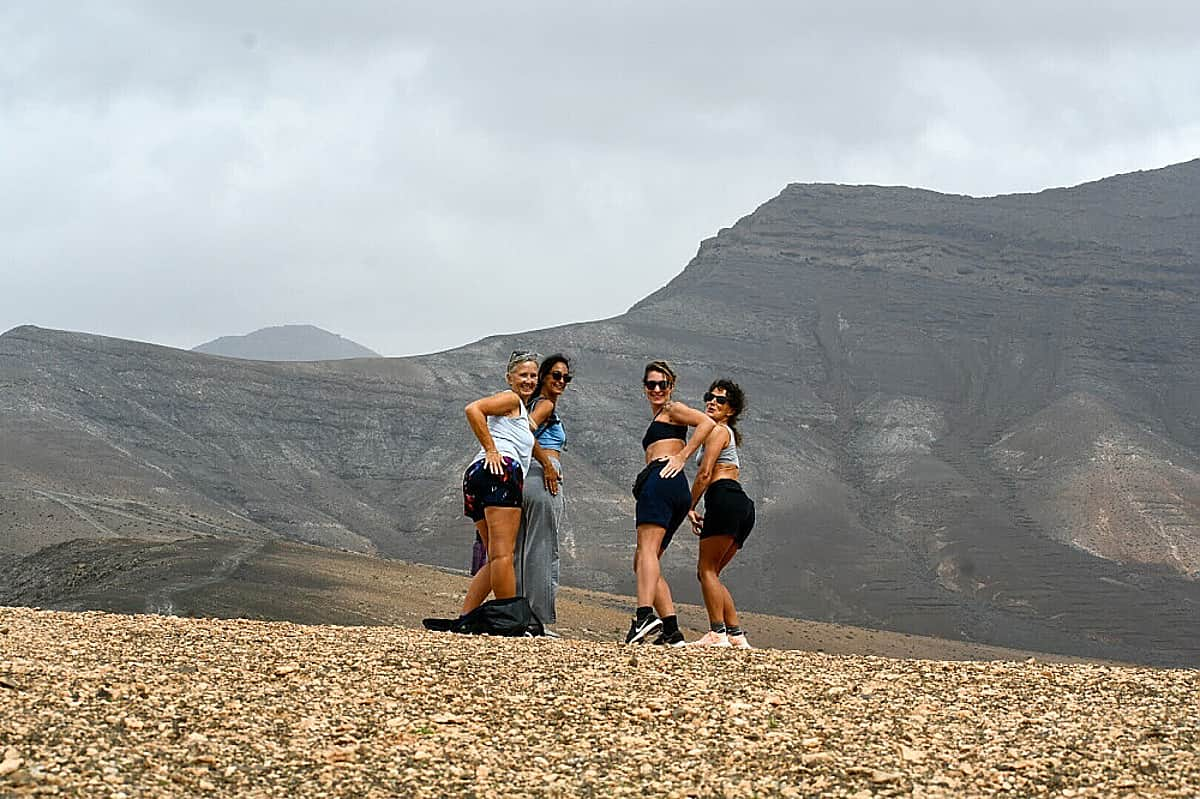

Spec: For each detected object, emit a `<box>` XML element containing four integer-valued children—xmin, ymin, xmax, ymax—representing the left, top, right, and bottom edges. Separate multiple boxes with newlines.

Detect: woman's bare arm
<box><xmin>465</xmin><ymin>390</ymin><xmax>520</xmax><ymax>474</ymax></box>
<box><xmin>658</xmin><ymin>401</ymin><xmax>716</xmax><ymax>478</ymax></box>
<box><xmin>690</xmin><ymin>424</ymin><xmax>728</xmax><ymax>509</ymax></box>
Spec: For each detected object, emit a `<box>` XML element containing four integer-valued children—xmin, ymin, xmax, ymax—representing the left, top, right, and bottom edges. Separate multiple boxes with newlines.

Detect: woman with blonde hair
<box><xmin>459</xmin><ymin>351</ymin><xmax>540</xmax><ymax>614</ymax></box>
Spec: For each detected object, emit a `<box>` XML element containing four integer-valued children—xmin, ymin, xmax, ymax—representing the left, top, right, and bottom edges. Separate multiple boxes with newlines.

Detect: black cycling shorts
<box><xmin>701</xmin><ymin>479</ymin><xmax>755</xmax><ymax>548</ymax></box>
<box><xmin>633</xmin><ymin>461</ymin><xmax>691</xmax><ymax>551</ymax></box>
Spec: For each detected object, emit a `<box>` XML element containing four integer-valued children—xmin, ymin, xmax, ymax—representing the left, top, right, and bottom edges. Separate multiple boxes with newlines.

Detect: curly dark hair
<box><xmin>707</xmin><ymin>378</ymin><xmax>746</xmax><ymax>445</ymax></box>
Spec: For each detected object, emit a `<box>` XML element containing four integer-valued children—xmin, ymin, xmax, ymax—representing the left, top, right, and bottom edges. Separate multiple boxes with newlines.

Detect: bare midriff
<box><xmin>709</xmin><ymin>464</ymin><xmax>740</xmax><ymax>484</ymax></box>
<box><xmin>645</xmin><ymin>439</ymin><xmax>684</xmax><ymax>464</ymax></box>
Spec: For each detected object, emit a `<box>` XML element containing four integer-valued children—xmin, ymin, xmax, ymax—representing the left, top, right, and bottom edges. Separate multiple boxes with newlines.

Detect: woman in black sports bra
<box><xmin>624</xmin><ymin>360</ymin><xmax>715</xmax><ymax>645</ymax></box>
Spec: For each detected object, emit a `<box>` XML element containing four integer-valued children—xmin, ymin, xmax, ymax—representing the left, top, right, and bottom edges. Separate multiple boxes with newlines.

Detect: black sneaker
<box><xmin>652</xmin><ymin>629</ymin><xmax>686</xmax><ymax>647</ymax></box>
<box><xmin>624</xmin><ymin>614</ymin><xmax>662</xmax><ymax>644</ymax></box>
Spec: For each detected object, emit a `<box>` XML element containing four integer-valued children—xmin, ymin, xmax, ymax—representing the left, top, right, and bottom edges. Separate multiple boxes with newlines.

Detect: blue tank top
<box><xmin>530</xmin><ymin>397</ymin><xmax>566</xmax><ymax>450</ymax></box>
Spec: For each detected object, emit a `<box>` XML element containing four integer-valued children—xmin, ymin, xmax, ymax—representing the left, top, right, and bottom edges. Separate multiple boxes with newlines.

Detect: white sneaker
<box><xmin>689</xmin><ymin>630</ymin><xmax>731</xmax><ymax>647</ymax></box>
<box><xmin>728</xmin><ymin>633</ymin><xmax>752</xmax><ymax>650</ymax></box>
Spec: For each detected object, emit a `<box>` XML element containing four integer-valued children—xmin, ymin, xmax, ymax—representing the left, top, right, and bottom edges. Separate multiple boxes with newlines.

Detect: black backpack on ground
<box><xmin>422</xmin><ymin>596</ymin><xmax>545</xmax><ymax>637</ymax></box>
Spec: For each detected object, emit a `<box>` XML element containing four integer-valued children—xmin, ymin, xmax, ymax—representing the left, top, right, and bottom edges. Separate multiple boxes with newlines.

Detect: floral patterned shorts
<box><xmin>462</xmin><ymin>456</ymin><xmax>524</xmax><ymax>522</ymax></box>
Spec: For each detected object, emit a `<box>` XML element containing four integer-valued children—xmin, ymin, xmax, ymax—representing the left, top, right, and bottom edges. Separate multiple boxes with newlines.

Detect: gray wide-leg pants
<box><xmin>515</xmin><ymin>458</ymin><xmax>564</xmax><ymax>625</ymax></box>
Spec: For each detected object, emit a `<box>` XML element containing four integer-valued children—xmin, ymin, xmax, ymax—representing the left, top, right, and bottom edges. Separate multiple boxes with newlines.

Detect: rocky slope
<box><xmin>0</xmin><ymin>537</ymin><xmax>1069</xmax><ymax>662</ymax></box>
<box><xmin>2</xmin><ymin>160</ymin><xmax>1199</xmax><ymax>665</ymax></box>
<box><xmin>1</xmin><ymin>607</ymin><xmax>1197</xmax><ymax>798</ymax></box>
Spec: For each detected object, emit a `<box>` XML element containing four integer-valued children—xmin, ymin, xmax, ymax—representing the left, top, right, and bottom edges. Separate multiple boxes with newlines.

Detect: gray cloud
<box><xmin>2</xmin><ymin>1</ymin><xmax>1198</xmax><ymax>354</ymax></box>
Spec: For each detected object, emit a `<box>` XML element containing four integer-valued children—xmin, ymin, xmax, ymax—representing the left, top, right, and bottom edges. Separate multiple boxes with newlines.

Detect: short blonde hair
<box><xmin>508</xmin><ymin>350</ymin><xmax>540</xmax><ymax>374</ymax></box>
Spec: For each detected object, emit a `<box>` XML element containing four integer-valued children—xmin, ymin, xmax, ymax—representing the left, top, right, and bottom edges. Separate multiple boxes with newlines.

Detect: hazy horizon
<box><xmin>4</xmin><ymin>2</ymin><xmax>1199</xmax><ymax>356</ymax></box>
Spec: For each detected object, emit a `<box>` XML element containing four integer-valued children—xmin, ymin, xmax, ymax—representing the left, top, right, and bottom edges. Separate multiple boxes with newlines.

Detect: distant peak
<box><xmin>193</xmin><ymin>325</ymin><xmax>380</xmax><ymax>362</ymax></box>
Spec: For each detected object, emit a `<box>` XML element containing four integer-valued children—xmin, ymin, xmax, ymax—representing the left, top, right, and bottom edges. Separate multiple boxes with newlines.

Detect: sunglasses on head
<box><xmin>549</xmin><ymin>371</ymin><xmax>572</xmax><ymax>384</ymax></box>
<box><xmin>703</xmin><ymin>392</ymin><xmax>729</xmax><ymax>405</ymax></box>
<box><xmin>644</xmin><ymin>379</ymin><xmax>671</xmax><ymax>391</ymax></box>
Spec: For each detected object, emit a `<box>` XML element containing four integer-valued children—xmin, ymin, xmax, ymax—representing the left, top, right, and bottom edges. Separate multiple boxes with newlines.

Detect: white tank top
<box><xmin>472</xmin><ymin>395</ymin><xmax>535</xmax><ymax>475</ymax></box>
<box><xmin>697</xmin><ymin>423</ymin><xmax>739</xmax><ymax>468</ymax></box>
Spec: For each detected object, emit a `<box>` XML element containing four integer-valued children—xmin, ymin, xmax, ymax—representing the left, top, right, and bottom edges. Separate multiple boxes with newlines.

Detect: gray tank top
<box><xmin>697</xmin><ymin>423</ymin><xmax>739</xmax><ymax>468</ymax></box>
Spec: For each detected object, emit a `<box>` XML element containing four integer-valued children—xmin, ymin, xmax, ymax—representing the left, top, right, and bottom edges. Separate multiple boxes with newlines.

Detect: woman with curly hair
<box><xmin>688</xmin><ymin>378</ymin><xmax>755</xmax><ymax>649</ymax></box>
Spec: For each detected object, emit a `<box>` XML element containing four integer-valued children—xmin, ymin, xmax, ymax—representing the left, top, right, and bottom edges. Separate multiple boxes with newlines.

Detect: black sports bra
<box><xmin>642</xmin><ymin>418</ymin><xmax>687</xmax><ymax>450</ymax></box>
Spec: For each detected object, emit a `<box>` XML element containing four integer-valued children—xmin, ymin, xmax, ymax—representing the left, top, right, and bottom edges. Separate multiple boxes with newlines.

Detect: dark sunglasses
<box><xmin>644</xmin><ymin>380</ymin><xmax>671</xmax><ymax>391</ymax></box>
<box><xmin>703</xmin><ymin>392</ymin><xmax>729</xmax><ymax>405</ymax></box>
<box><xmin>549</xmin><ymin>371</ymin><xmax>572</xmax><ymax>384</ymax></box>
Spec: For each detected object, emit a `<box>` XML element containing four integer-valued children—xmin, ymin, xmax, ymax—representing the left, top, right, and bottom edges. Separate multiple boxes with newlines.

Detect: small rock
<box><xmin>871</xmin><ymin>770</ymin><xmax>904</xmax><ymax>784</ymax></box>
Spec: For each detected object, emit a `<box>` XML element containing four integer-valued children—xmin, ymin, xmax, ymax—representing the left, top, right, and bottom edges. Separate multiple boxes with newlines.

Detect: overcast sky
<box><xmin>2</xmin><ymin>2</ymin><xmax>1198</xmax><ymax>356</ymax></box>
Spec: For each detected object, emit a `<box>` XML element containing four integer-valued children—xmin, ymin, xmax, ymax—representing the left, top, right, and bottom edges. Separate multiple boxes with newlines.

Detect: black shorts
<box><xmin>462</xmin><ymin>457</ymin><xmax>524</xmax><ymax>522</ymax></box>
<box><xmin>633</xmin><ymin>461</ymin><xmax>691</xmax><ymax>551</ymax></box>
<box><xmin>701</xmin><ymin>479</ymin><xmax>755</xmax><ymax>548</ymax></box>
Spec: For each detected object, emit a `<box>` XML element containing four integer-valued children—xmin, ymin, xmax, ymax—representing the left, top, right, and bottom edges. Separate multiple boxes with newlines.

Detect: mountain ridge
<box><xmin>3</xmin><ymin>159</ymin><xmax>1199</xmax><ymax>665</ymax></box>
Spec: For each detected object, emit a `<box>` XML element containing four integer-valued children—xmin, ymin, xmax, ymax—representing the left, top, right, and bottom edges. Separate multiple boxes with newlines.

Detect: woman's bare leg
<box><xmin>635</xmin><ymin>524</ymin><xmax>670</xmax><ymax>612</ymax></box>
<box><xmin>483</xmin><ymin>506</ymin><xmax>522</xmax><ymax>599</ymax></box>
<box><xmin>461</xmin><ymin>520</ymin><xmax>492</xmax><ymax>614</ymax></box>
<box><xmin>653</xmin><ymin>574</ymin><xmax>676</xmax><ymax>619</ymax></box>
<box><xmin>698</xmin><ymin>535</ymin><xmax>739</xmax><ymax>625</ymax></box>
<box><xmin>716</xmin><ymin>540</ymin><xmax>740</xmax><ymax>628</ymax></box>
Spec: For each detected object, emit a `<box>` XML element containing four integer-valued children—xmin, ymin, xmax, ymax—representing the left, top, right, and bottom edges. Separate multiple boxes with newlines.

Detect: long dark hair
<box><xmin>708</xmin><ymin>378</ymin><xmax>745</xmax><ymax>445</ymax></box>
<box><xmin>531</xmin><ymin>353</ymin><xmax>570</xmax><ymax>404</ymax></box>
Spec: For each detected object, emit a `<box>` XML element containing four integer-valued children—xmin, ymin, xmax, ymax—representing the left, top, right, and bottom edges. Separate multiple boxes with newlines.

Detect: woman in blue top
<box><xmin>514</xmin><ymin>354</ymin><xmax>571</xmax><ymax>630</ymax></box>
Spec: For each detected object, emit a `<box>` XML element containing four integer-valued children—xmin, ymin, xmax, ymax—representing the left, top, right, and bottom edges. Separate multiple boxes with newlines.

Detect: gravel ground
<box><xmin>2</xmin><ymin>607</ymin><xmax>1197</xmax><ymax>798</ymax></box>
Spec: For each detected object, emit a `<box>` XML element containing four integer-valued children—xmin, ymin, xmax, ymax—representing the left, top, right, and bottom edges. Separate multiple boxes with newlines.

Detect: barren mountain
<box><xmin>193</xmin><ymin>324</ymin><xmax>380</xmax><ymax>361</ymax></box>
<box><xmin>2</xmin><ymin>160</ymin><xmax>1199</xmax><ymax>665</ymax></box>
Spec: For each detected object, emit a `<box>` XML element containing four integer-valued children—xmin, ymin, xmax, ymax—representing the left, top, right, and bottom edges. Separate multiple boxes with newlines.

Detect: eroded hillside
<box><xmin>3</xmin><ymin>161</ymin><xmax>1200</xmax><ymax>664</ymax></box>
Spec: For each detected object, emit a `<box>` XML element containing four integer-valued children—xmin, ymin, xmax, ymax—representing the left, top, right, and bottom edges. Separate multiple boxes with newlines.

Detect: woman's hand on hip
<box><xmin>658</xmin><ymin>453</ymin><xmax>686</xmax><ymax>479</ymax></box>
<box><xmin>543</xmin><ymin>460</ymin><xmax>561</xmax><ymax>495</ymax></box>
<box><xmin>483</xmin><ymin>450</ymin><xmax>505</xmax><ymax>475</ymax></box>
